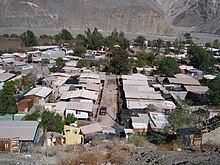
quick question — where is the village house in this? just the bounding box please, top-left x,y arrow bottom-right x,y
63,125 -> 84,144
41,50 -> 66,61
177,127 -> 202,150
0,121 -> 39,153
60,89 -> 98,103
0,53 -> 15,65
18,99 -> 33,112
131,114 -> 149,135
162,74 -> 200,91
24,86 -> 53,106
0,72 -> 16,91
184,85 -> 209,105
64,100 -> 93,119
80,123 -> 103,142
149,112 -> 169,133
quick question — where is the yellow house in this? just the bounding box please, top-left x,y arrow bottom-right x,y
64,125 -> 84,144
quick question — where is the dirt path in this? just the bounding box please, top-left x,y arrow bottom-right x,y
97,75 -> 117,127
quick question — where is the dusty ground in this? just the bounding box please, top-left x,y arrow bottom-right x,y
98,75 -> 117,127
1,139 -> 220,165
203,127 -> 220,145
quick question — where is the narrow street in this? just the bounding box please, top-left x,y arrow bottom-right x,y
97,75 -> 118,127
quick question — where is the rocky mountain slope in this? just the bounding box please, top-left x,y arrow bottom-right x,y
0,0 -> 219,35
157,0 -> 220,34
0,0 -> 174,36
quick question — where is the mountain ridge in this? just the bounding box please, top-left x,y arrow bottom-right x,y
0,0 -> 219,35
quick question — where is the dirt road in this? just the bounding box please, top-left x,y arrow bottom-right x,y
97,75 -> 117,127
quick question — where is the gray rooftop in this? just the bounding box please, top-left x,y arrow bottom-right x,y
0,121 -> 39,141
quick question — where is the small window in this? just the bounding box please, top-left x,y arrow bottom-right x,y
66,130 -> 70,132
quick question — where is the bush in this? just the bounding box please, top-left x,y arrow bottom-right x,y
128,134 -> 147,147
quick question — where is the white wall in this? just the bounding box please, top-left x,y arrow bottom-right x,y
65,109 -> 89,119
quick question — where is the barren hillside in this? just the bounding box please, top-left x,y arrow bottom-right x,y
0,0 -> 220,35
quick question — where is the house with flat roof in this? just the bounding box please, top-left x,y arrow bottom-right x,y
64,125 -> 84,145
131,114 -> 149,135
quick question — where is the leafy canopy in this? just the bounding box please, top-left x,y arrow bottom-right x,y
136,52 -> 155,67
157,57 -> 179,77
20,30 -> 38,47
40,111 -> 64,133
110,47 -> 132,74
134,36 -> 146,49
64,114 -> 77,126
0,81 -> 17,115
188,45 -> 216,72
77,59 -> 91,68
104,29 -> 129,50
55,29 -> 73,42
208,77 -> 220,106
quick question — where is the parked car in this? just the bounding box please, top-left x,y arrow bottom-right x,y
100,106 -> 107,115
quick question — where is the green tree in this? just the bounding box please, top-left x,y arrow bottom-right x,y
104,29 -> 129,50
10,33 -> 18,38
0,81 -> 17,116
110,48 -> 132,74
2,34 -> 9,38
136,52 -> 155,67
156,38 -> 164,52
188,45 -> 216,72
55,29 -> 73,42
208,77 -> 220,106
74,43 -> 86,56
20,30 -> 38,47
64,114 -> 77,125
157,57 -> 179,77
134,36 -> 146,49
22,111 -> 40,121
77,59 -> 91,68
86,28 -> 104,50
40,111 -> 64,133
168,108 -> 200,131
56,57 -> 65,69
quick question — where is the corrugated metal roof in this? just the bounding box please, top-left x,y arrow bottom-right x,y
86,83 -> 100,92
127,99 -> 176,110
0,73 -> 16,82
60,89 -> 98,101
168,77 -> 200,86
0,121 -> 39,141
125,91 -> 164,100
131,114 -> 149,129
122,74 -> 149,81
25,86 -> 52,98
80,73 -> 100,79
123,84 -> 154,93
66,101 -> 93,112
149,112 -> 169,129
123,80 -> 148,86
79,79 -> 100,84
169,91 -> 187,104
184,85 -> 209,94
80,123 -> 102,134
